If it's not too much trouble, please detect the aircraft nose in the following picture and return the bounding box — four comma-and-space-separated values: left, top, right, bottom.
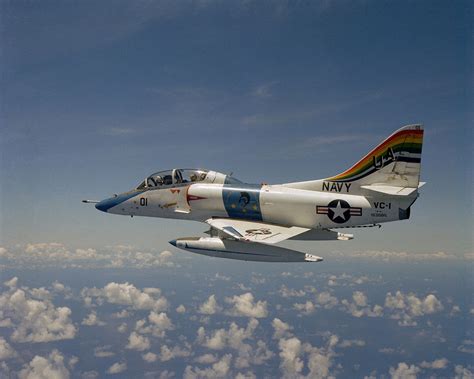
169, 240, 177, 247
95, 199, 110, 213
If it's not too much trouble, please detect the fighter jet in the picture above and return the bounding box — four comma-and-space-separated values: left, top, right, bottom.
84, 125, 424, 262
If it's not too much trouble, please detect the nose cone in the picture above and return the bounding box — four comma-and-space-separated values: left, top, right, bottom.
95, 199, 111, 213
169, 240, 177, 247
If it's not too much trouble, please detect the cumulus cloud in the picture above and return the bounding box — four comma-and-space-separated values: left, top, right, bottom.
93, 346, 115, 358
225, 293, 268, 318
341, 291, 383, 318
454, 365, 474, 379
142, 352, 158, 363
199, 295, 222, 315
195, 354, 219, 364
457, 339, 474, 354
315, 291, 339, 309
160, 344, 192, 361
183, 353, 232, 379
277, 333, 340, 379
81, 311, 106, 326
81, 282, 168, 311
1, 243, 178, 269
279, 285, 306, 298
385, 291, 443, 326
126, 332, 151, 351
197, 319, 272, 369
4, 277, 18, 289
389, 362, 420, 379
338, 250, 458, 261
419, 358, 449, 369
278, 337, 304, 376
176, 304, 186, 313
293, 301, 316, 315
107, 361, 127, 374
339, 339, 365, 348
0, 337, 17, 360
134, 311, 174, 338
272, 318, 293, 339
18, 349, 70, 379
0, 280, 76, 343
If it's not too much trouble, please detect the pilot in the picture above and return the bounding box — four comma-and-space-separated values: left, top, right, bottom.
190, 174, 198, 182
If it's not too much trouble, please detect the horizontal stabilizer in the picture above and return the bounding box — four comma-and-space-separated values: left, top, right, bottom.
360, 185, 419, 196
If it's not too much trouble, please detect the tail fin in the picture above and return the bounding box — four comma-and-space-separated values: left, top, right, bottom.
326, 124, 424, 189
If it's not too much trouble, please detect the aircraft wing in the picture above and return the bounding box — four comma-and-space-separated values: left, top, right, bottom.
205, 218, 310, 244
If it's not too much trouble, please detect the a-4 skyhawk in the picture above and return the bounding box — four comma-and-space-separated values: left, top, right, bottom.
84, 125, 425, 263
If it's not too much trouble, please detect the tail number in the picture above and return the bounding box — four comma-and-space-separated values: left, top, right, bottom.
373, 147, 395, 169
373, 201, 391, 209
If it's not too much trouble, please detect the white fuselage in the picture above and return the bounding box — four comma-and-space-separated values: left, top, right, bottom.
98, 180, 412, 229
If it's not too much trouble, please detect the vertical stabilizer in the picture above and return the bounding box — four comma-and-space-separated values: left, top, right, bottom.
326, 124, 424, 189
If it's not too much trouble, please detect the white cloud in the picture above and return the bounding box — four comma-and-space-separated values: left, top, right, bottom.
272, 318, 293, 339
341, 291, 383, 318
1, 243, 178, 269
4, 277, 18, 289
339, 339, 365, 348
385, 291, 443, 326
197, 319, 272, 369
134, 311, 174, 338
117, 323, 127, 333
160, 344, 191, 361
339, 250, 458, 261
454, 365, 474, 379
107, 362, 127, 374
81, 282, 168, 311
389, 362, 420, 379
142, 352, 158, 363
112, 309, 130, 319
279, 285, 305, 298
126, 332, 151, 351
273, 319, 339, 379
235, 371, 256, 379
199, 295, 222, 315
18, 349, 70, 379
0, 337, 17, 360
195, 354, 218, 364
183, 354, 232, 379
315, 291, 339, 309
81, 311, 106, 326
278, 337, 304, 377
420, 358, 449, 369
176, 304, 186, 313
293, 301, 316, 315
225, 293, 268, 318
93, 346, 115, 358
0, 282, 76, 343
457, 339, 474, 354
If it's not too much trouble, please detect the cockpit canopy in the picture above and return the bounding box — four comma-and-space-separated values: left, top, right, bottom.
136, 169, 211, 190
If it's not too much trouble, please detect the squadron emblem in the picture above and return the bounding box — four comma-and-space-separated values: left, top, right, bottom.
316, 199, 362, 224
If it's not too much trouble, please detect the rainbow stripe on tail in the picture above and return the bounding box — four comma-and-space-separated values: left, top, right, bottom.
327, 124, 423, 184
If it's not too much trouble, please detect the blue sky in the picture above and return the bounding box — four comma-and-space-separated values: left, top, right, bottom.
1, 0, 471, 253
0, 2, 472, 378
